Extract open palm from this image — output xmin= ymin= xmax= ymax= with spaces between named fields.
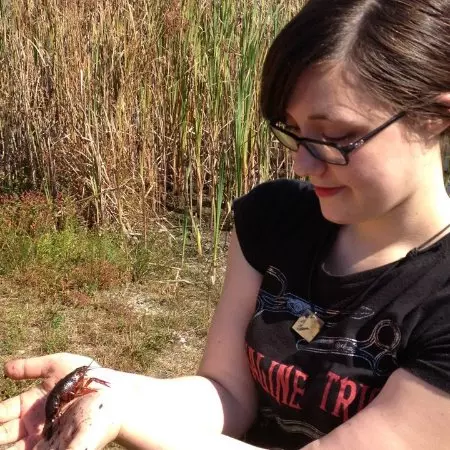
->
xmin=0 ymin=353 xmax=104 ymax=450
xmin=33 ymin=387 xmax=122 ymax=450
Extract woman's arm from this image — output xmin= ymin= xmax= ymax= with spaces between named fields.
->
xmin=301 ymin=368 xmax=450 ymax=450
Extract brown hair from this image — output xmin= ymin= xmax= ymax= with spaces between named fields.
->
xmin=260 ymin=0 xmax=450 ymax=152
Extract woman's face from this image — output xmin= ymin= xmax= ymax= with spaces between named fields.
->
xmin=285 ymin=64 xmax=433 ymax=225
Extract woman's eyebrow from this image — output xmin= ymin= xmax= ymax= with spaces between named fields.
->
xmin=308 ymin=113 xmax=330 ymax=121
xmin=308 ymin=112 xmax=356 ymax=121
xmin=307 ymin=113 xmax=365 ymax=126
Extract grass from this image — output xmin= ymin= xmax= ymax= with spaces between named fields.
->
xmin=0 ymin=195 xmax=225 ymax=404
xmin=0 ymin=271 xmax=220 ymax=450
xmin=0 ymin=269 xmax=219 ymax=377
xmin=0 ymin=198 xmax=224 ymax=450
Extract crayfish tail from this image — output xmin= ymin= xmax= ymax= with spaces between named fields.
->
xmin=42 ymin=421 xmax=54 ymax=441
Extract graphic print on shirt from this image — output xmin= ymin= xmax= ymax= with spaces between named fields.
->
xmin=254 ymin=266 xmax=401 ymax=376
xmin=255 ymin=266 xmax=375 ymax=324
xmin=296 ymin=319 xmax=401 ymax=376
xmin=235 ymin=180 xmax=450 ymax=448
xmin=246 ymin=264 xmax=401 ymax=438
xmin=246 ymin=343 xmax=384 ymax=431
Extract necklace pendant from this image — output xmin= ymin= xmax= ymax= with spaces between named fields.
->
xmin=292 ymin=310 xmax=324 ymax=343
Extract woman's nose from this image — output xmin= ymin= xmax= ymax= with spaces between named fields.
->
xmin=292 ymin=144 xmax=327 ymax=178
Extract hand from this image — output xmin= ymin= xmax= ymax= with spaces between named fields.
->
xmin=0 ymin=353 xmax=122 ymax=450
xmin=33 ymin=382 xmax=122 ymax=450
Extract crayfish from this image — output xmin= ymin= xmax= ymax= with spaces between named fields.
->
xmin=43 ymin=363 xmax=110 ymax=440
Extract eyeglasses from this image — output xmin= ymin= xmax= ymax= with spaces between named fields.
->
xmin=269 ymin=111 xmax=406 ymax=165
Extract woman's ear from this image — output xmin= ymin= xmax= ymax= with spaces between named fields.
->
xmin=422 ymin=93 xmax=450 ymax=137
xmin=436 ymin=93 xmax=450 ymax=112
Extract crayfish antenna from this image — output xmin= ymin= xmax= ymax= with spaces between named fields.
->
xmin=85 ymin=359 xmax=97 ymax=373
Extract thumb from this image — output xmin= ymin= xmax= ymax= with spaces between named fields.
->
xmin=4 ymin=354 xmax=97 ymax=381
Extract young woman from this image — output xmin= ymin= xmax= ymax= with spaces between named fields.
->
xmin=1 ymin=1 xmax=450 ymax=449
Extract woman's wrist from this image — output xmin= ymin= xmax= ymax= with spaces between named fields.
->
xmin=113 ymin=372 xmax=175 ymax=448
xmin=114 ymin=373 xmax=232 ymax=448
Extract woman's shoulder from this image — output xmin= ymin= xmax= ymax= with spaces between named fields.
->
xmin=240 ymin=177 xmax=314 ymax=198
xmin=232 ymin=178 xmax=320 ymax=221
xmin=232 ymin=179 xmax=327 ymax=274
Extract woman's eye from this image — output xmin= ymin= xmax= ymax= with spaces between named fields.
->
xmin=286 ymin=125 xmax=301 ymax=135
xmin=323 ymin=133 xmax=355 ymax=143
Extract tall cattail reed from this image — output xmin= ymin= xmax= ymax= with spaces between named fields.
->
xmin=0 ymin=0 xmax=301 ymax=259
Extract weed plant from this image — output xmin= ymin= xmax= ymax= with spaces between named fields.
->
xmin=0 ymin=191 xmax=220 ymax=398
xmin=0 ymin=191 xmax=198 ymax=296
xmin=0 ymin=0 xmax=302 ymax=264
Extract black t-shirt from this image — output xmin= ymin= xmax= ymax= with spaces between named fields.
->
xmin=232 ymin=179 xmax=450 ymax=450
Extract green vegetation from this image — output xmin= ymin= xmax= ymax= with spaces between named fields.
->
xmin=0 ymin=192 xmax=222 ymax=396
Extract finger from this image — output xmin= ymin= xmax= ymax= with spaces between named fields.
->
xmin=0 ymin=395 xmax=22 ymax=423
xmin=0 ymin=418 xmax=26 ymax=444
xmin=5 ymin=354 xmax=98 ymax=382
xmin=0 ymin=387 xmax=46 ymax=423
xmin=6 ymin=434 xmax=41 ymax=450
xmin=4 ymin=356 xmax=54 ymax=381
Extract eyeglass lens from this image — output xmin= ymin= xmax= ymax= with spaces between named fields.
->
xmin=271 ymin=127 xmax=347 ymax=165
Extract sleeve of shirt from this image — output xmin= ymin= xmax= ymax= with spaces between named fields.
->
xmin=400 ymin=291 xmax=450 ymax=393
xmin=232 ymin=179 xmax=319 ymax=274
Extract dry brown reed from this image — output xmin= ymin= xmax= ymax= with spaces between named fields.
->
xmin=0 ymin=0 xmax=302 ymax=253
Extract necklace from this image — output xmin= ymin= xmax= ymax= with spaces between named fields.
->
xmin=291 ymin=221 xmax=450 ymax=343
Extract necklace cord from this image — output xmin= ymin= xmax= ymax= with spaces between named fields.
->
xmin=308 ymin=221 xmax=450 ymax=313
xmin=415 ymin=222 xmax=450 ymax=252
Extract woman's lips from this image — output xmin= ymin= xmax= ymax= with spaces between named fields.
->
xmin=313 ymin=186 xmax=344 ymax=197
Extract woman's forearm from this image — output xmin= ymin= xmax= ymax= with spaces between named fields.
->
xmin=118 ymin=429 xmax=263 ymax=450
xmin=113 ymin=371 xmax=255 ymax=449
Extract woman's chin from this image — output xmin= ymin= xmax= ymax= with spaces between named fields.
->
xmin=318 ymin=203 xmax=354 ymax=225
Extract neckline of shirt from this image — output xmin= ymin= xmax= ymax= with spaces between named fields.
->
xmin=318 ymin=225 xmax=450 ymax=286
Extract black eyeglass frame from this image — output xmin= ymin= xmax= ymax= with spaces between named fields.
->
xmin=269 ymin=111 xmax=406 ymax=165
